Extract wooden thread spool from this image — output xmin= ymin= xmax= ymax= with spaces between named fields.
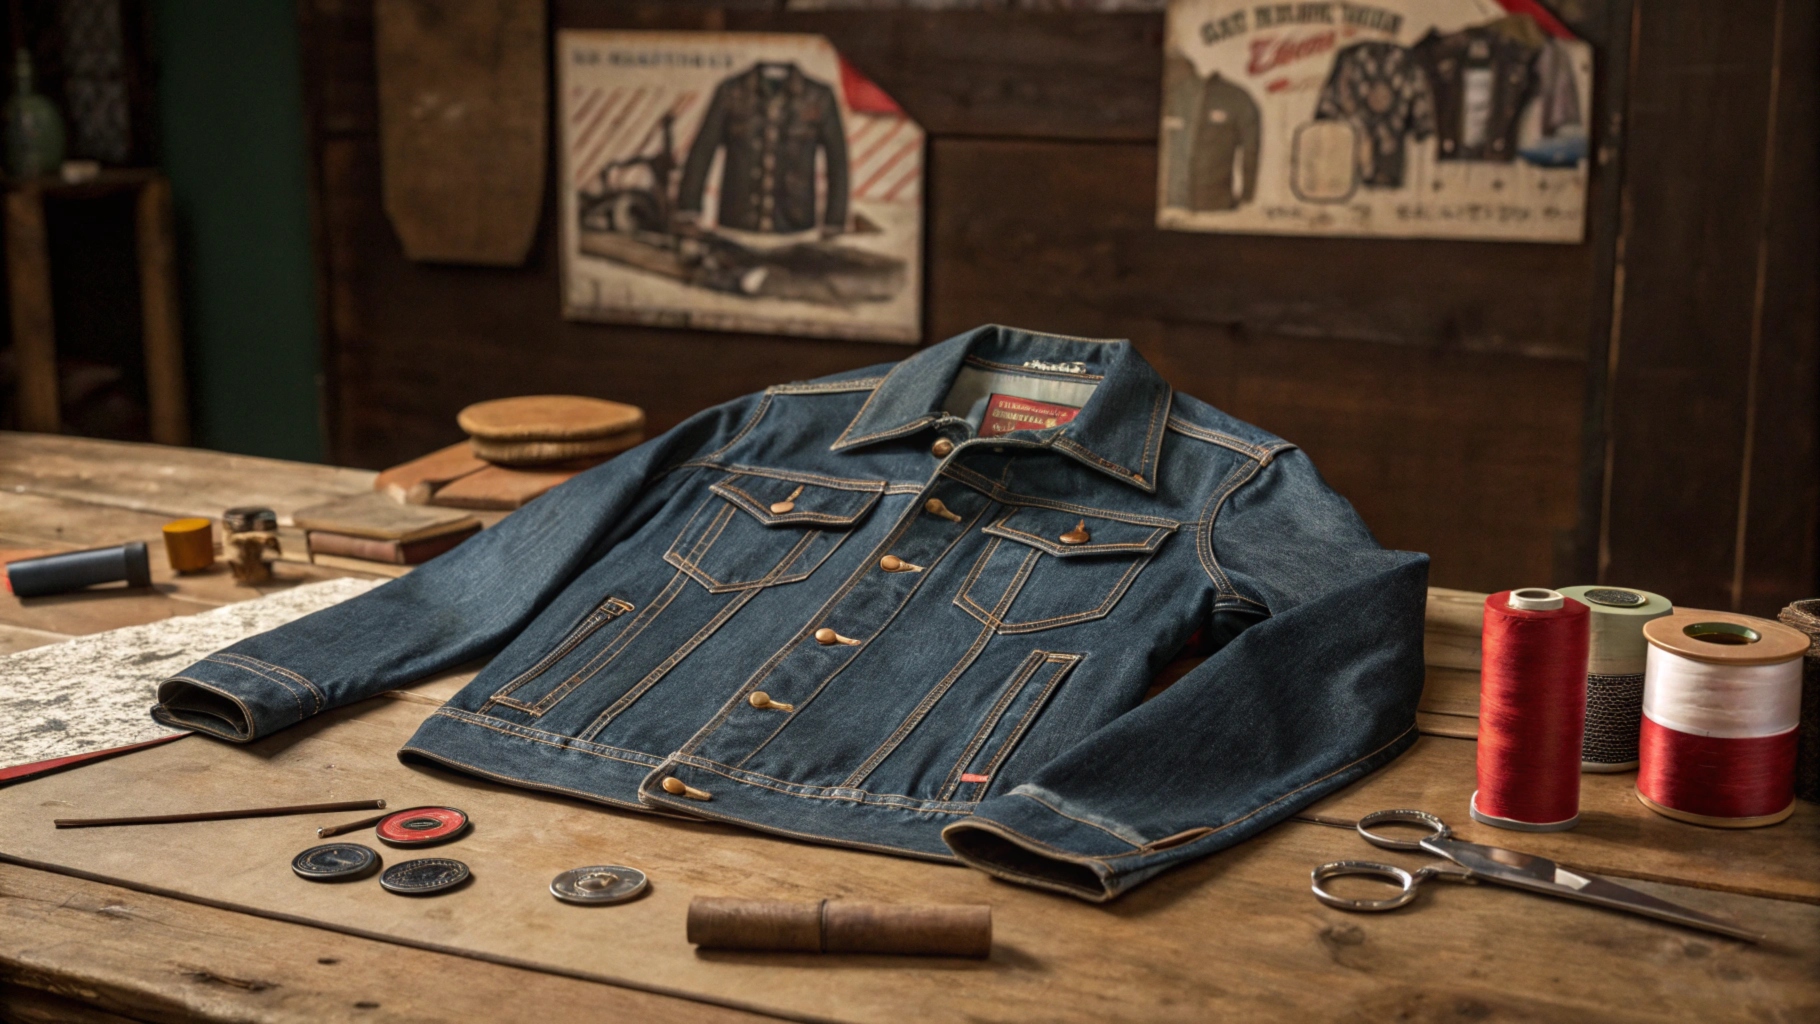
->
xmin=1637 ymin=610 xmax=1806 ymax=828
xmin=686 ymin=898 xmax=991 ymax=958
xmin=1556 ymin=585 xmax=1673 ymax=772
xmin=1776 ymin=599 xmax=1820 ymax=804
xmin=161 ymin=518 xmax=216 ymax=573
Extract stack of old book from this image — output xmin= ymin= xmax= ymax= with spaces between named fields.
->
xmin=294 ymin=493 xmax=481 ymax=578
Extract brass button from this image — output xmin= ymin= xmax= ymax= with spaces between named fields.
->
xmin=748 ymin=691 xmax=794 ymax=712
xmin=770 ymin=485 xmax=803 ymax=515
xmin=880 ymin=555 xmax=903 ymax=571
xmin=1059 ymin=520 xmax=1091 ymax=545
xmin=930 ymin=438 xmax=955 ymax=457
xmin=814 ymin=627 xmax=859 ymax=646
xmin=924 ymin=498 xmax=962 ymax=522
xmin=660 ymin=776 xmax=711 ymax=801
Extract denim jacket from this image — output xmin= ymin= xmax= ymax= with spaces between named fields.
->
xmin=155 ymin=326 xmax=1428 ymax=901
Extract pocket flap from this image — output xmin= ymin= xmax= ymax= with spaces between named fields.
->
xmin=983 ymin=506 xmax=1176 ymax=557
xmin=711 ymin=472 xmax=884 ymax=528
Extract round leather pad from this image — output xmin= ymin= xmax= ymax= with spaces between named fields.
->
xmin=458 ymin=395 xmax=644 ymax=443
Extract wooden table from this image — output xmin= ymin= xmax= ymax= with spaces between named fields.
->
xmin=1 ymin=432 xmax=1815 ymax=1023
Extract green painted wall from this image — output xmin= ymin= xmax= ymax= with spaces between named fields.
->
xmin=155 ymin=0 xmax=323 ymax=461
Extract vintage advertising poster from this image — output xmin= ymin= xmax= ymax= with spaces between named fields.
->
xmin=558 ymin=31 xmax=923 ymax=343
xmin=1159 ymin=1 xmax=1593 ymax=242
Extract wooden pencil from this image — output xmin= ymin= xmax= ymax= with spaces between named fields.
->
xmin=54 ymin=799 xmax=386 ymax=829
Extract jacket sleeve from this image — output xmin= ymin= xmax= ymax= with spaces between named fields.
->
xmin=942 ymin=450 xmax=1428 ymax=901
xmin=676 ymin=81 xmax=731 ymax=217
xmin=819 ymin=87 xmax=850 ymax=230
xmin=151 ymin=395 xmax=769 ymax=743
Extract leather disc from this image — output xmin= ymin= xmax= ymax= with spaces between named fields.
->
xmin=470 ymin=430 xmax=645 ymax=467
xmin=458 ymin=395 xmax=644 ymax=443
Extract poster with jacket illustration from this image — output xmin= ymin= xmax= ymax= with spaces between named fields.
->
xmin=1158 ymin=0 xmax=1592 ymax=243
xmin=558 ymin=32 xmax=923 ymax=342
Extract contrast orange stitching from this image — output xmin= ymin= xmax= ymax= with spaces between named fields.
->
xmin=505 ymin=584 xmax=675 ymax=716
xmin=1012 ymin=792 xmax=1147 ymax=848
xmin=938 ymin=464 xmax=1180 ymax=527
xmin=201 ymin=655 xmax=304 ymax=721
xmin=993 ymin=554 xmax=1151 ymax=634
xmin=722 ymin=488 xmax=994 ymax=767
xmin=850 ymin=549 xmax=1038 ymax=786
xmin=712 ymin=463 xmax=890 ymax=491
xmin=768 ymin=377 xmax=886 ymax=395
xmin=211 ymin=653 xmax=324 ymax=712
xmin=1197 ymin=456 xmax=1269 ymax=599
xmin=1098 ymin=722 xmax=1420 ymax=861
xmin=939 ymin=650 xmax=1050 ymax=797
xmin=970 ymin=656 xmax=1081 ymax=784
xmin=700 ymin=392 xmax=774 ymax=463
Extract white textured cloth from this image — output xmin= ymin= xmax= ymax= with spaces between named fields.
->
xmin=1 ymin=577 xmax=379 ymax=769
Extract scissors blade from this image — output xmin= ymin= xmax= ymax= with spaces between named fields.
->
xmin=1423 ymin=838 xmax=1763 ymax=943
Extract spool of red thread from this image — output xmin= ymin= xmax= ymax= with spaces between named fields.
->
xmin=1473 ymin=588 xmax=1589 ymax=831
xmin=1636 ymin=610 xmax=1806 ymax=828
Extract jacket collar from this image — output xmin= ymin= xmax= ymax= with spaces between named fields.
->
xmin=831 ymin=325 xmax=1172 ymax=492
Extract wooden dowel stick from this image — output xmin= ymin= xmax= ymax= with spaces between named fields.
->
xmin=317 ymin=812 xmax=390 ymax=838
xmin=54 ymin=799 xmax=386 ymax=829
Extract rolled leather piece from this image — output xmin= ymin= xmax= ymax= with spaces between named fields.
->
xmin=686 ymin=897 xmax=991 ymax=957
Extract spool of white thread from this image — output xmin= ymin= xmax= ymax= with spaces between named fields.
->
xmin=1636 ymin=611 xmax=1807 ymax=828
xmin=1557 ymin=585 xmax=1672 ymax=772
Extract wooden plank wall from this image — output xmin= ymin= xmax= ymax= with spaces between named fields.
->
xmin=295 ymin=0 xmax=1816 ymax=612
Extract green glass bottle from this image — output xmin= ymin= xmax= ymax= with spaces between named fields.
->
xmin=5 ymin=47 xmax=65 ymax=178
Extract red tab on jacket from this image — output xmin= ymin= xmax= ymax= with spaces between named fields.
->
xmin=980 ymin=394 xmax=1081 ymax=438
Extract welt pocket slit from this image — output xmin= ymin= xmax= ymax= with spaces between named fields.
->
xmin=487 ymin=596 xmax=635 ymax=713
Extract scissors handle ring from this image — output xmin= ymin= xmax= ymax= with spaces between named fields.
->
xmin=1355 ymin=808 xmax=1452 ymax=851
xmin=1310 ymin=861 xmax=1419 ymax=912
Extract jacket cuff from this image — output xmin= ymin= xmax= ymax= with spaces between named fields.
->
xmin=942 ymin=792 xmax=1157 ymax=903
xmin=152 ymin=653 xmax=325 ymax=743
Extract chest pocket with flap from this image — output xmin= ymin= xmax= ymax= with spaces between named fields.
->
xmin=666 ymin=472 xmax=883 ymax=592
xmin=957 ymin=505 xmax=1175 ymax=634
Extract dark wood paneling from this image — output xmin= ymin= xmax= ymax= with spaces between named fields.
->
xmin=554 ymin=2 xmax=1166 ymax=141
xmin=1601 ymin=0 xmax=1817 ymax=614
xmin=927 ymin=139 xmax=1597 ymax=358
xmin=928 ymin=139 xmax=1585 ymax=591
xmin=1738 ymin=0 xmax=1820 ymax=613
xmin=298 ymin=0 xmax=1815 ymax=607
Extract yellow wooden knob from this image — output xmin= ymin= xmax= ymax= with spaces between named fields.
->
xmin=162 ymin=518 xmax=215 ymax=573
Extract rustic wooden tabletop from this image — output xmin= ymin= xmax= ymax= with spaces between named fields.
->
xmin=1 ymin=432 xmax=1814 ymax=1023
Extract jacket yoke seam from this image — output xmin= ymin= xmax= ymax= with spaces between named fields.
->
xmin=1196 ymin=456 xmax=1271 ymax=600
xmin=939 ymin=464 xmax=1181 ymax=527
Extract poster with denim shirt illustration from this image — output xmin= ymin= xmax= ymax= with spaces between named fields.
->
xmin=1159 ymin=0 xmax=1592 ymax=242
xmin=558 ymin=31 xmax=923 ymax=342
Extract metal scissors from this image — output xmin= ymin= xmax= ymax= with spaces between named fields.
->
xmin=1310 ymin=809 xmax=1762 ymax=942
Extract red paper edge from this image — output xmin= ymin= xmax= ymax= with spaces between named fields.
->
xmin=0 ymin=733 xmax=189 ymax=785
xmin=838 ymin=55 xmax=905 ymax=116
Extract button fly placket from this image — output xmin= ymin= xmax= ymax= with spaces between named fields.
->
xmin=679 ymin=481 xmax=995 ymax=771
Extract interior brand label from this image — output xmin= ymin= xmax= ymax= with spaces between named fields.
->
xmin=981 ymin=395 xmax=1081 ymax=438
